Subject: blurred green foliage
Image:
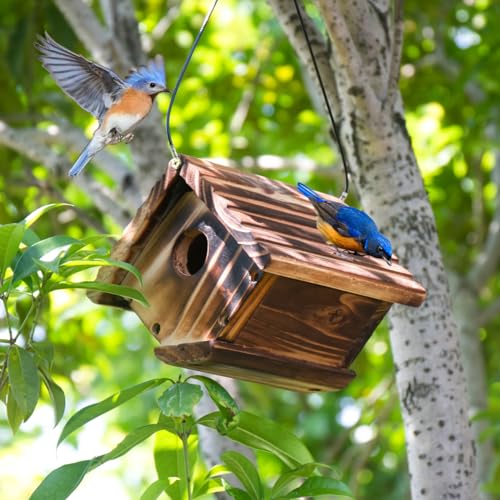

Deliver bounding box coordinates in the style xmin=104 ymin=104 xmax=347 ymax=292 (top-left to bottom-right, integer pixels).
xmin=0 ymin=0 xmax=500 ymax=498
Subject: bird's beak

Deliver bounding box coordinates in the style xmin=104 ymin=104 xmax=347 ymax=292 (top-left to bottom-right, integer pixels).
xmin=163 ymin=87 xmax=171 ymax=94
xmin=383 ymin=255 xmax=392 ymax=266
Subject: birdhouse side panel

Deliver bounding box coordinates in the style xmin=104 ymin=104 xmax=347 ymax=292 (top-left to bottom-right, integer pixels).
xmin=121 ymin=191 xmax=261 ymax=345
xmin=234 ymin=276 xmax=391 ymax=368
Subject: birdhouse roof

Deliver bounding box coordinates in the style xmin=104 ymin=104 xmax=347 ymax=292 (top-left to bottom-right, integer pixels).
xmin=94 ymin=155 xmax=425 ymax=308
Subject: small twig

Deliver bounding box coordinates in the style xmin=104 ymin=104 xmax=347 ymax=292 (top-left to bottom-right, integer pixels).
xmin=13 ymin=295 xmax=37 ymax=343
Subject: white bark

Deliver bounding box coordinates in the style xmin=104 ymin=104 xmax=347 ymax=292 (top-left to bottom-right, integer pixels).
xmin=269 ymin=0 xmax=477 ymax=497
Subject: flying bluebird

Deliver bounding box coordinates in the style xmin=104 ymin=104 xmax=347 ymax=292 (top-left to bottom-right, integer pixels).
xmin=297 ymin=183 xmax=392 ymax=265
xmin=36 ymin=33 xmax=170 ymax=176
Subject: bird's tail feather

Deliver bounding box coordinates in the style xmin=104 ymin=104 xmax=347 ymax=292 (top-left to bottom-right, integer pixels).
xmin=297 ymin=182 xmax=325 ymax=203
xmin=69 ymin=142 xmax=94 ymax=176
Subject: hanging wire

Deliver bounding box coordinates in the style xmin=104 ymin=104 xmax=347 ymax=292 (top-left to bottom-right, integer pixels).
xmin=166 ymin=0 xmax=220 ymax=162
xmin=292 ymin=0 xmax=350 ymax=200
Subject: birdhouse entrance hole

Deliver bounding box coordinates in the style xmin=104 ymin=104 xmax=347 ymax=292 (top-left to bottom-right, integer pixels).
xmin=172 ymin=228 xmax=208 ymax=276
xmin=91 ymin=156 xmax=426 ymax=392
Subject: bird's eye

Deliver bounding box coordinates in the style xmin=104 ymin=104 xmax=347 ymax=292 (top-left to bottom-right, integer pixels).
xmin=377 ymin=245 xmax=383 ymax=254
xmin=149 ymin=82 xmax=156 ymax=88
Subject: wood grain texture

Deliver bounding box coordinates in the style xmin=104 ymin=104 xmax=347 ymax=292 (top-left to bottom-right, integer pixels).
xmin=219 ymin=273 xmax=277 ymax=342
xmin=121 ymin=191 xmax=261 ymax=345
xmin=90 ymin=155 xmax=426 ymax=308
xmin=235 ymin=275 xmax=391 ymax=368
xmin=87 ymin=155 xmax=427 ymax=390
xmin=155 ymin=340 xmax=356 ymax=391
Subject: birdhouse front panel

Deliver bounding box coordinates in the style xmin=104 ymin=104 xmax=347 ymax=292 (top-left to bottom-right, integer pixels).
xmin=90 ymin=156 xmax=426 ymax=391
xmin=120 ymin=188 xmax=262 ymax=345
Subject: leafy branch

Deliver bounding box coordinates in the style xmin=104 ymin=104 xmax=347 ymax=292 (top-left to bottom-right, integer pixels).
xmin=30 ymin=376 xmax=352 ymax=500
xmin=0 ymin=204 xmax=148 ymax=432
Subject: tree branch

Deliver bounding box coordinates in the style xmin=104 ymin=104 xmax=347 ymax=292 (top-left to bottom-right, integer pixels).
xmin=316 ymin=0 xmax=379 ymax=114
xmin=0 ymin=120 xmax=131 ymax=227
xmin=268 ymin=0 xmax=341 ymax=111
xmin=477 ymin=297 xmax=500 ymax=328
xmin=42 ymin=119 xmax=143 ymax=209
xmin=53 ymin=0 xmax=131 ymax=72
xmin=385 ymin=0 xmax=404 ymax=109
xmin=467 ymin=152 xmax=500 ymax=290
xmin=99 ymin=0 xmax=145 ymax=66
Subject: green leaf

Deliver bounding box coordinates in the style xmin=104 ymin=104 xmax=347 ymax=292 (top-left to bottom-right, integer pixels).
xmin=32 ymin=342 xmax=55 ymax=372
xmin=32 ymin=425 xmax=164 ymax=500
xmin=8 ymin=346 xmax=40 ymax=420
xmin=191 ymin=375 xmax=239 ymax=433
xmin=154 ymin=429 xmax=198 ymax=500
xmin=58 ymin=378 xmax=167 ymax=446
xmin=29 ymin=458 xmax=98 ymax=500
xmin=7 ymin=387 xmax=23 ymax=434
xmin=222 ymin=451 xmax=262 ymax=500
xmin=99 ymin=424 xmax=165 ymax=463
xmin=140 ymin=479 xmax=178 ymax=500
xmin=271 ymin=463 xmax=317 ymax=498
xmin=192 ymin=464 xmax=229 ymax=498
xmin=40 ymin=370 xmax=66 ymax=426
xmin=22 ymin=228 xmax=40 ymax=246
xmin=49 ymin=281 xmax=149 ymax=307
xmin=0 ymin=223 xmax=26 ymax=279
xmin=192 ymin=473 xmax=226 ymax=498
xmin=60 ymin=257 xmax=143 ymax=285
xmin=199 ymin=412 xmax=313 ymax=469
xmin=225 ymin=488 xmax=253 ymax=500
xmin=23 ymin=203 xmax=72 ymax=228
xmin=158 ymin=382 xmax=203 ymax=418
xmin=277 ymin=476 xmax=352 ymax=498
xmin=12 ymin=235 xmax=80 ymax=284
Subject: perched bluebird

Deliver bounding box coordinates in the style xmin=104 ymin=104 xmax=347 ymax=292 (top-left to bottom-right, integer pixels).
xmin=36 ymin=33 xmax=170 ymax=176
xmin=297 ymin=183 xmax=392 ymax=265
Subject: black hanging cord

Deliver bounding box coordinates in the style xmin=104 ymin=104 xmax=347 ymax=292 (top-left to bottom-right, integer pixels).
xmin=292 ymin=0 xmax=350 ymax=199
xmin=166 ymin=0 xmax=220 ymax=162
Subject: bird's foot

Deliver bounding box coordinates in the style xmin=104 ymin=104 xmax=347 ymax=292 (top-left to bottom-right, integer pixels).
xmin=123 ymin=133 xmax=134 ymax=144
xmin=108 ymin=128 xmax=123 ymax=145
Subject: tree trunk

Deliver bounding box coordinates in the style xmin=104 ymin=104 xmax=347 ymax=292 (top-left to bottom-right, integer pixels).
xmin=269 ymin=0 xmax=477 ymax=497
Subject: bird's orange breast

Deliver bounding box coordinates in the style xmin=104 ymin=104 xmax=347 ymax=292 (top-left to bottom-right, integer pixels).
xmin=112 ymin=88 xmax=153 ymax=117
xmin=316 ymin=218 xmax=364 ymax=252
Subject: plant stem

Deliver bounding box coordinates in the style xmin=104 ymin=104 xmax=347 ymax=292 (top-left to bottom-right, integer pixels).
xmin=1 ymin=295 xmax=14 ymax=343
xmin=180 ymin=422 xmax=192 ymax=500
xmin=0 ymin=358 xmax=8 ymax=393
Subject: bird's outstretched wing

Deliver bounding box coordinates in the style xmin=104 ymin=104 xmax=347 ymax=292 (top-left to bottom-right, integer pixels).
xmin=36 ymin=33 xmax=127 ymax=120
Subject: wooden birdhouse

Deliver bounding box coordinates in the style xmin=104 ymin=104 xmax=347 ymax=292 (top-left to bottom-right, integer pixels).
xmin=91 ymin=156 xmax=426 ymax=392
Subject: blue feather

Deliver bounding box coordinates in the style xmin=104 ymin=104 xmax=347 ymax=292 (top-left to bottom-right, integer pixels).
xmin=297 ymin=183 xmax=325 ymax=203
xmin=297 ymin=182 xmax=393 ymax=264
xmin=126 ymin=56 xmax=166 ymax=89
xmin=68 ymin=143 xmax=92 ymax=176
